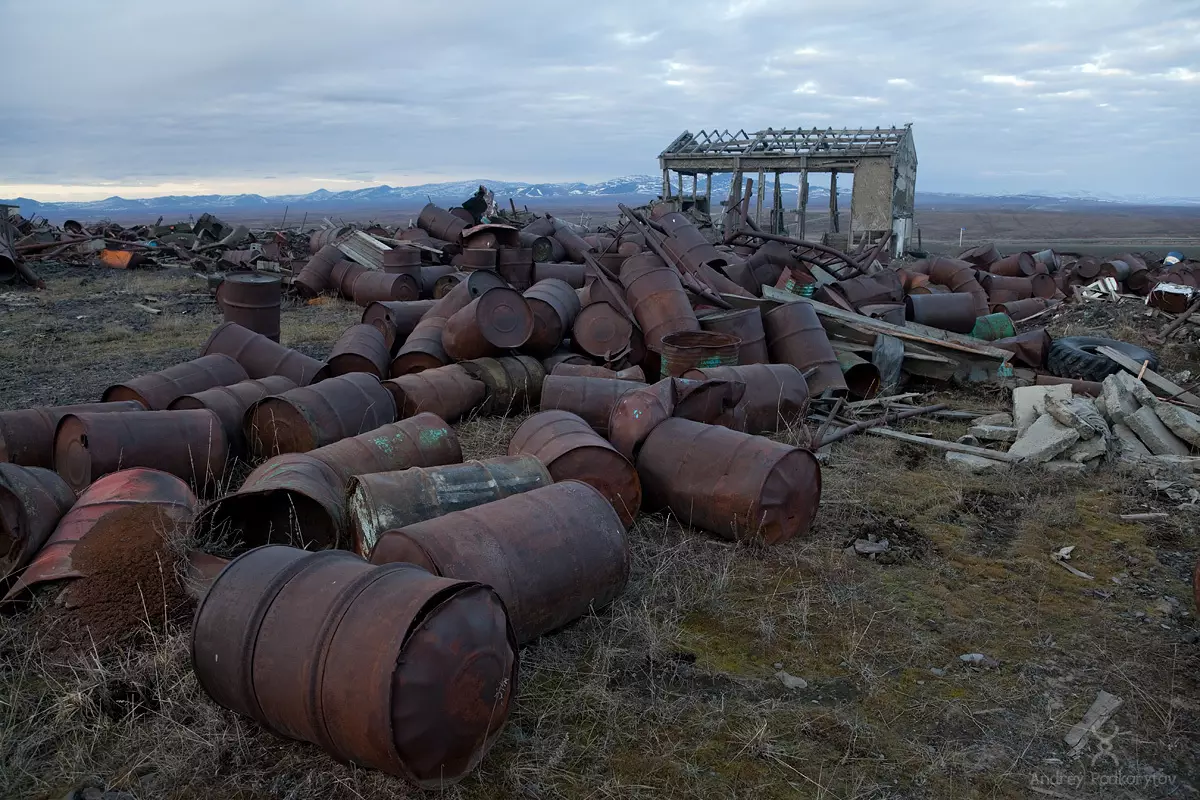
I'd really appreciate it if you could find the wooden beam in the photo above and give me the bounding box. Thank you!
[797,167,807,239]
[1095,346,1200,406]
[829,170,840,234]
[755,169,765,226]
[865,427,1019,462]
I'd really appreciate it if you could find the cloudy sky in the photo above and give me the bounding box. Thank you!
[3,0,1198,201]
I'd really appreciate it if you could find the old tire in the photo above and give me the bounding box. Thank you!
[1047,336,1159,382]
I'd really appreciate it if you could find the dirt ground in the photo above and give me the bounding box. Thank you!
[1,244,1198,799]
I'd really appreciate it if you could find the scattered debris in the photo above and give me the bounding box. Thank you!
[1065,691,1124,756]
[1051,545,1095,580]
[776,671,809,690]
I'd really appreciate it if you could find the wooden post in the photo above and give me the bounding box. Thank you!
[798,168,808,240]
[677,172,684,206]
[772,172,783,234]
[830,170,840,233]
[691,174,698,200]
[754,169,765,226]
[705,172,712,215]
[662,169,671,201]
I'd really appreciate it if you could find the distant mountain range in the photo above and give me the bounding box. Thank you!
[5,174,1199,219]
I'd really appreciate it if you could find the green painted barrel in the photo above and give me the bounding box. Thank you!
[970,312,1016,342]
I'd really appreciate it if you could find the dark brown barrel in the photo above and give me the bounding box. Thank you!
[533,262,586,288]
[202,322,331,386]
[835,352,881,399]
[999,297,1052,322]
[382,245,422,271]
[959,242,1001,268]
[926,257,989,317]
[191,547,517,787]
[550,363,646,381]
[348,455,552,554]
[103,354,249,410]
[53,410,228,493]
[245,373,396,458]
[496,248,534,290]
[509,411,641,527]
[417,203,469,243]
[309,226,352,254]
[659,331,740,378]
[390,316,449,376]
[607,378,745,461]
[699,308,769,365]
[362,300,437,355]
[980,273,1034,301]
[682,364,809,434]
[619,253,699,351]
[459,356,545,415]
[3,468,196,600]
[350,271,419,306]
[519,232,561,263]
[326,324,390,378]
[383,365,486,422]
[443,288,534,360]
[0,464,76,582]
[169,376,297,456]
[657,212,732,271]
[293,244,346,298]
[371,480,627,645]
[415,265,456,298]
[539,375,645,436]
[1098,259,1131,282]
[572,302,632,360]
[994,329,1052,368]
[0,401,143,469]
[451,248,497,270]
[904,293,978,334]
[330,261,368,300]
[542,350,592,372]
[988,252,1038,277]
[1029,273,1057,299]
[217,272,282,342]
[433,271,467,298]
[637,418,821,545]
[762,303,847,397]
[552,222,592,263]
[523,279,581,357]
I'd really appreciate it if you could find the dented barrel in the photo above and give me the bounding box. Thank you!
[330,261,369,300]
[0,464,76,583]
[202,322,330,386]
[572,302,632,361]
[417,203,469,243]
[383,365,486,422]
[442,288,534,361]
[904,293,978,334]
[326,324,391,378]
[682,364,810,434]
[762,303,846,397]
[619,253,699,351]
[293,244,346,298]
[245,373,396,458]
[550,363,645,381]
[539,375,645,436]
[0,401,143,469]
[169,376,297,456]
[362,300,437,354]
[103,354,249,410]
[522,279,581,357]
[459,356,545,415]
[699,308,769,365]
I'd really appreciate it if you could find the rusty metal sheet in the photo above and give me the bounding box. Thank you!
[384,365,486,422]
[533,262,586,288]
[681,364,809,434]
[294,244,346,298]
[202,322,331,386]
[607,378,744,461]
[992,329,1052,368]
[349,455,551,555]
[550,363,645,381]
[217,272,282,342]
[192,546,518,787]
[351,271,419,306]
[636,418,821,545]
[618,252,699,352]
[459,356,545,415]
[103,354,249,410]
[509,411,641,527]
[245,373,397,458]
[169,376,296,456]
[572,302,632,361]
[698,307,769,365]
[523,279,581,357]
[417,203,469,243]
[0,401,143,469]
[462,223,521,249]
[762,303,847,397]
[362,300,437,355]
[659,331,740,378]
[370,480,627,646]
[0,464,76,584]
[326,324,390,378]
[539,375,645,436]
[904,293,978,334]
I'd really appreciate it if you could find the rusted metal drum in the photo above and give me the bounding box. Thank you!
[103,354,249,410]
[657,212,731,272]
[191,546,517,787]
[443,288,534,360]
[681,364,809,434]
[417,203,470,243]
[169,376,296,456]
[349,455,551,555]
[362,300,437,355]
[371,480,627,645]
[350,271,419,306]
[202,322,330,386]
[1098,258,1131,282]
[383,365,486,422]
[904,293,978,333]
[390,316,450,376]
[0,401,143,469]
[698,307,769,365]
[533,262,586,288]
[858,303,907,325]
[523,279,581,357]
[432,271,467,298]
[311,413,461,484]
[539,375,645,436]
[607,378,745,461]
[3,468,196,601]
[413,265,453,298]
[0,464,76,583]
[994,329,1052,368]
[552,224,592,263]
[988,252,1038,277]
[326,324,390,378]
[959,242,1001,268]
[382,245,422,272]
[294,244,345,298]
[572,302,632,361]
[245,373,396,458]
[925,256,989,317]
[451,248,497,270]
[637,418,822,545]
[309,226,352,254]
[496,248,534,290]
[459,356,545,415]
[330,260,368,300]
[969,312,1017,342]
[762,303,846,397]
[54,410,228,493]
[619,253,699,351]
[519,232,561,263]
[550,363,645,381]
[835,352,881,399]
[542,350,592,372]
[1124,258,1152,294]
[509,411,641,527]
[999,297,1052,322]
[659,331,740,378]
[217,272,282,342]
[980,273,1034,301]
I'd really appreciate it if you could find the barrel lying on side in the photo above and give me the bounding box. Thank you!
[169,376,296,456]
[459,356,545,415]
[0,464,76,583]
[362,300,437,355]
[0,401,143,469]
[384,365,485,423]
[681,364,809,434]
[202,322,330,386]
[245,373,396,458]
[539,375,644,436]
[103,354,249,410]
[325,324,391,378]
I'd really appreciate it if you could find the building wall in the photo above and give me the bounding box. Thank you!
[850,157,893,232]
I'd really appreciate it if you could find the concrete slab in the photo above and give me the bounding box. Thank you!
[1153,402,1200,450]
[1043,459,1096,476]
[1046,396,1108,440]
[975,412,1014,427]
[1113,423,1151,458]
[1125,406,1190,457]
[969,425,1020,443]
[1014,384,1073,435]
[946,452,1012,474]
[1102,373,1141,425]
[1067,435,1109,463]
[1008,413,1081,463]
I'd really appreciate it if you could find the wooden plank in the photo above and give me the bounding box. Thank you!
[1095,346,1200,406]
[865,427,1018,462]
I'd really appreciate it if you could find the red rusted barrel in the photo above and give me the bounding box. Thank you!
[169,376,296,456]
[904,293,978,333]
[542,350,591,373]
[836,352,881,399]
[960,242,1001,268]
[980,274,1034,301]
[330,261,368,300]
[539,375,645,436]
[191,546,517,787]
[3,468,196,601]
[350,271,419,306]
[309,413,461,483]
[371,480,628,645]
[999,297,1052,321]
[326,324,390,378]
[348,455,551,554]
[103,354,249,410]
[459,356,545,415]
[362,300,437,355]
[217,272,282,342]
[619,253,699,351]
[552,223,592,263]
[550,363,645,381]
[682,364,809,434]
[519,232,561,263]
[382,245,422,272]
[0,464,76,583]
[202,322,330,386]
[417,203,469,243]
[509,410,641,526]
[294,244,346,298]
[442,288,534,360]
[763,303,847,397]
[523,279,581,357]
[0,401,143,469]
[608,377,745,461]
[636,418,822,545]
[245,373,396,458]
[533,262,585,288]
[993,329,1052,368]
[496,247,534,290]
[926,256,989,316]
[432,270,468,298]
[383,365,485,422]
[390,316,449,376]
[572,302,632,360]
[414,265,453,298]
[988,252,1038,277]
[698,308,769,365]
[657,212,732,272]
[451,248,497,270]
[659,330,740,378]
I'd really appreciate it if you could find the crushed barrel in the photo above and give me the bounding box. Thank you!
[681,364,809,434]
[293,244,346,298]
[607,377,745,461]
[459,356,545,415]
[168,376,296,456]
[539,375,645,436]
[362,300,437,355]
[763,303,847,397]
[699,308,770,365]
[619,252,699,351]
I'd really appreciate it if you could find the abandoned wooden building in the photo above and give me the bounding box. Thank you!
[658,125,917,256]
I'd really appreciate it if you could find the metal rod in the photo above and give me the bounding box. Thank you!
[818,403,949,447]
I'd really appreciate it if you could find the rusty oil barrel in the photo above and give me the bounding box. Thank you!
[383,365,486,423]
[433,270,470,299]
[994,329,1052,368]
[656,212,731,271]
[330,260,368,300]
[988,252,1039,277]
[960,242,1001,268]
[607,378,745,462]
[350,271,419,306]
[636,418,821,545]
[904,293,978,334]
[382,245,422,272]
[54,410,228,493]
[326,324,390,378]
[698,307,769,365]
[496,248,534,290]
[362,300,437,355]
[925,257,989,317]
[309,226,352,254]
[618,253,699,351]
[191,546,517,787]
[370,480,627,646]
[442,288,534,361]
[451,248,497,270]
[103,354,249,410]
[539,375,645,436]
[244,373,396,458]
[3,468,196,601]
[216,272,282,342]
[659,330,741,378]
[509,410,641,527]
[835,352,881,399]
[523,278,581,357]
[169,376,296,456]
[202,322,330,386]
[0,401,144,469]
[459,355,545,415]
[390,317,449,376]
[348,455,551,555]
[572,302,632,361]
[542,349,592,373]
[533,262,585,288]
[294,244,346,298]
[762,303,846,398]
[0,464,76,583]
[519,231,561,263]
[550,363,645,381]
[980,273,1034,301]
[417,203,469,243]
[682,364,809,435]
[999,297,1052,322]
[413,265,453,298]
